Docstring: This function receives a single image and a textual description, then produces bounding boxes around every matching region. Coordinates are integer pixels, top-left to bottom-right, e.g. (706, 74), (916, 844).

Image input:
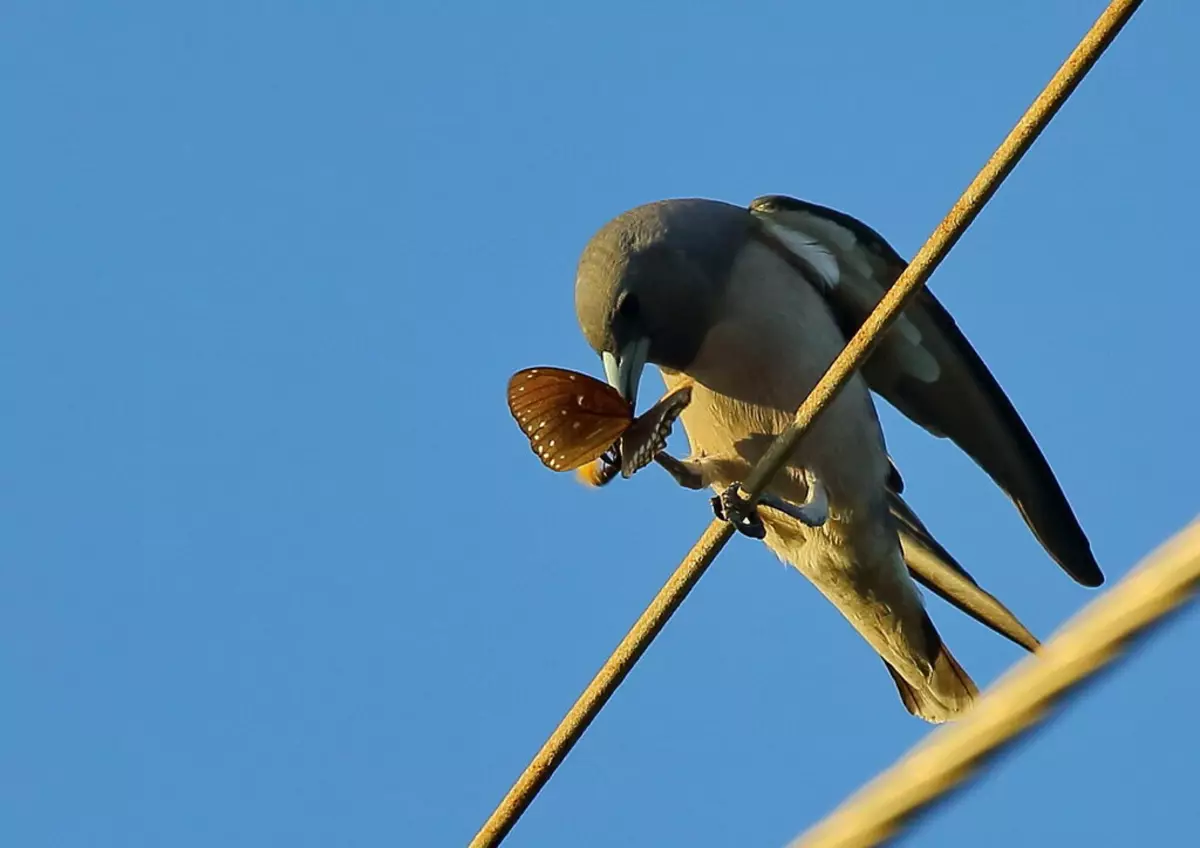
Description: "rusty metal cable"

(740, 0), (1143, 500)
(470, 2), (1143, 844)
(469, 521), (735, 847)
(791, 517), (1200, 848)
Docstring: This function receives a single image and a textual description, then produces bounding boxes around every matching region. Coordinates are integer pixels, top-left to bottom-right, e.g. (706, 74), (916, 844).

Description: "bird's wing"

(887, 478), (1039, 652)
(748, 194), (1103, 587)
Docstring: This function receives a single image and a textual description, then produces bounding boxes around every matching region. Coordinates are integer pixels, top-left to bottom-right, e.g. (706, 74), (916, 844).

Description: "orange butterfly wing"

(507, 367), (632, 471)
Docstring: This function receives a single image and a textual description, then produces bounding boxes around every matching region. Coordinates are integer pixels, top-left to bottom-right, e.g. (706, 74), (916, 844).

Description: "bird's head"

(574, 199), (749, 408)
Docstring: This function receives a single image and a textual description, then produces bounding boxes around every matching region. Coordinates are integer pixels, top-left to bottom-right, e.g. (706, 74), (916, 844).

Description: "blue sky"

(3, 2), (1198, 846)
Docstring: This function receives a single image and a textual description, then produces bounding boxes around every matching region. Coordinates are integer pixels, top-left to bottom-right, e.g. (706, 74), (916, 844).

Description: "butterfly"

(506, 366), (691, 481)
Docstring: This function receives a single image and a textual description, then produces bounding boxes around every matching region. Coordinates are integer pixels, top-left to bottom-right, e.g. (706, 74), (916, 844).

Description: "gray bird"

(574, 195), (1103, 723)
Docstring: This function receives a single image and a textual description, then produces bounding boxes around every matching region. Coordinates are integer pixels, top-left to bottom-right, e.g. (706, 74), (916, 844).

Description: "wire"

(790, 518), (1200, 848)
(469, 521), (735, 847)
(470, 1), (1143, 844)
(740, 0), (1143, 500)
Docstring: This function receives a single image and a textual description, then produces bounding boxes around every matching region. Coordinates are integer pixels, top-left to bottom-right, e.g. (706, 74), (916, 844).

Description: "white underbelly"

(661, 366), (890, 511)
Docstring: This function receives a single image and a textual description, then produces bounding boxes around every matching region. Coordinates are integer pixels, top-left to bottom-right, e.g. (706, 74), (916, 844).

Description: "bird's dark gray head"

(574, 198), (750, 406)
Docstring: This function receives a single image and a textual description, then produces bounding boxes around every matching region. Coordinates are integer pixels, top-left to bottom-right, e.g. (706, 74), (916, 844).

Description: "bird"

(573, 195), (1103, 723)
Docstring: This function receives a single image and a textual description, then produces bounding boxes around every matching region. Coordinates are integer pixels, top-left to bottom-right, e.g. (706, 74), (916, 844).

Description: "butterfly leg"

(576, 449), (622, 487)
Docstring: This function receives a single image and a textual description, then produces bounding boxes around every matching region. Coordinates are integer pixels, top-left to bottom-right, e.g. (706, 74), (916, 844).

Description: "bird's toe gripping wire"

(711, 484), (768, 539)
(772, 468), (829, 528)
(711, 470), (829, 538)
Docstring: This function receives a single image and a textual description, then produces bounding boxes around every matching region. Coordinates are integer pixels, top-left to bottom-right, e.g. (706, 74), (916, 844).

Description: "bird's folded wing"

(890, 488), (1039, 652)
(749, 194), (1103, 587)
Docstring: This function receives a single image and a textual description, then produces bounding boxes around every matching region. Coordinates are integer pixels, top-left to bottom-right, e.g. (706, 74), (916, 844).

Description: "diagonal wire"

(741, 0), (1142, 499)
(790, 517), (1200, 848)
(469, 1), (1142, 844)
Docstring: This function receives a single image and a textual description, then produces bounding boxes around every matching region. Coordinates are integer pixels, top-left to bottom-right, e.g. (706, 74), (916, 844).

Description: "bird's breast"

(657, 239), (892, 508)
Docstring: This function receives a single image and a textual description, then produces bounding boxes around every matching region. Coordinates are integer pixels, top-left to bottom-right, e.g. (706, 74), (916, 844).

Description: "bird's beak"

(602, 337), (650, 409)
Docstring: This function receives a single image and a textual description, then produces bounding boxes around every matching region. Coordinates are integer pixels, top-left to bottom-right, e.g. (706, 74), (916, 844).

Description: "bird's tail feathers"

(883, 616), (979, 723)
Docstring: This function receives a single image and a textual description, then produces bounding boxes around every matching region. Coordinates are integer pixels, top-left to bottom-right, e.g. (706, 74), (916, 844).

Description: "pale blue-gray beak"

(601, 337), (650, 409)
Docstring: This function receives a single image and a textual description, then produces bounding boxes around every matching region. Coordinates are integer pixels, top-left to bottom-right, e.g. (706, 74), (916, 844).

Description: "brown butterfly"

(507, 367), (692, 480)
(507, 367), (632, 472)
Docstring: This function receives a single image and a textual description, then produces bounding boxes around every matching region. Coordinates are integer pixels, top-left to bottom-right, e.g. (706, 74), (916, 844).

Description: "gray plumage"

(573, 196), (1100, 722)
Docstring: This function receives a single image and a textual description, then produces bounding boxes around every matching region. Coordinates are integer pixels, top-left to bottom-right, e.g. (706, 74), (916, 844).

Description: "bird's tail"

(883, 614), (979, 723)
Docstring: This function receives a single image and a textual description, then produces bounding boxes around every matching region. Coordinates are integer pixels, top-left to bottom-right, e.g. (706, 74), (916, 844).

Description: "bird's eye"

(617, 292), (640, 319)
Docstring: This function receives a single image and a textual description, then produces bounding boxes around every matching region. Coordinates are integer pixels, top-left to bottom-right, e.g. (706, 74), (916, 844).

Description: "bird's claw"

(763, 470), (829, 528)
(710, 472), (828, 536)
(620, 385), (693, 478)
(711, 484), (766, 539)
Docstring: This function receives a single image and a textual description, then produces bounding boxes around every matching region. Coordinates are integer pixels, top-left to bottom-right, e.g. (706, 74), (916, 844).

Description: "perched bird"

(574, 196), (1102, 723)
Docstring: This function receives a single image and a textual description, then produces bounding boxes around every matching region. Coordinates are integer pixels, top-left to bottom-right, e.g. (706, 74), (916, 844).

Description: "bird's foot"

(759, 470), (828, 528)
(711, 484), (766, 539)
(620, 385), (693, 478)
(710, 471), (828, 537)
(653, 452), (705, 490)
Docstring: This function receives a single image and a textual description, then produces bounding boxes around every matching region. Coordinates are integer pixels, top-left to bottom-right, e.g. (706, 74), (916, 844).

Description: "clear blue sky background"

(4, 2), (1198, 846)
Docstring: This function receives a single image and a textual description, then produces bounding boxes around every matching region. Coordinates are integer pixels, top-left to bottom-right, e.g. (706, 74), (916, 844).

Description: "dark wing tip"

(1053, 553), (1105, 587)
(1015, 499), (1104, 587)
(752, 194), (1106, 588)
(1045, 536), (1104, 587)
(1078, 568), (1106, 588)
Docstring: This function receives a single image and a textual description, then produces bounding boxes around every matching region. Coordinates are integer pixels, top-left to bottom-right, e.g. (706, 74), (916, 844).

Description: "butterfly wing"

(507, 367), (633, 471)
